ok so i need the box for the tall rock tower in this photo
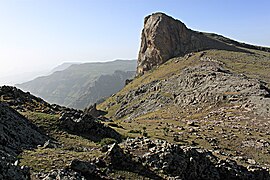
[137,12,241,75]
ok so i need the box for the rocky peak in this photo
[137,12,247,75]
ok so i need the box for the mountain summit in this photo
[98,13,270,178]
[137,12,269,75]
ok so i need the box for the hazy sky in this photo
[0,0,270,79]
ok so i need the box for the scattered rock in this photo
[248,159,256,165]
[33,168,86,180]
[113,61,270,119]
[122,138,270,180]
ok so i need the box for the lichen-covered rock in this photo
[104,143,129,168]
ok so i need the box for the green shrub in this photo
[128,130,141,134]
[99,138,117,146]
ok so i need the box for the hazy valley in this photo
[17,60,136,109]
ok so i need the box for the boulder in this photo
[59,110,122,142]
[70,159,97,176]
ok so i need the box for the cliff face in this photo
[137,12,248,75]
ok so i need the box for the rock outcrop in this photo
[84,103,106,118]
[32,168,87,180]
[119,138,270,180]
[0,85,66,114]
[29,137,270,179]
[59,109,121,142]
[137,12,249,75]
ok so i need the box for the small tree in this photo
[142,127,148,137]
[163,127,169,136]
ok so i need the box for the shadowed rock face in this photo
[0,102,49,180]
[137,12,247,75]
[0,102,49,155]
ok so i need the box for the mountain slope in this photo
[0,102,49,179]
[99,50,270,175]
[0,86,122,177]
[71,70,135,109]
[98,13,270,173]
[50,62,79,73]
[17,60,136,109]
[1,12,270,179]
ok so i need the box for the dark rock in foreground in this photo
[37,138,269,179]
[0,102,49,154]
[0,102,49,180]
[115,138,269,179]
[0,155,30,180]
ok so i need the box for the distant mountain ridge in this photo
[17,60,136,109]
[50,62,80,74]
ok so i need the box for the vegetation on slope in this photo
[19,111,101,172]
[98,49,270,170]
[4,48,269,177]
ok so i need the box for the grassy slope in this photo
[99,49,270,116]
[18,48,270,176]
[98,49,270,169]
[19,112,101,172]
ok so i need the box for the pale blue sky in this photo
[0,0,270,79]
